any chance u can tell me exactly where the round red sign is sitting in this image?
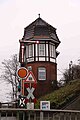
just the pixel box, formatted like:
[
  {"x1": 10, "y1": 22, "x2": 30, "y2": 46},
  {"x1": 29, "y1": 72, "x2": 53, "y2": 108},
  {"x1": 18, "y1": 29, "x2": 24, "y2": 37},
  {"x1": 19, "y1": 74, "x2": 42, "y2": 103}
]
[{"x1": 17, "y1": 67, "x2": 28, "y2": 79}]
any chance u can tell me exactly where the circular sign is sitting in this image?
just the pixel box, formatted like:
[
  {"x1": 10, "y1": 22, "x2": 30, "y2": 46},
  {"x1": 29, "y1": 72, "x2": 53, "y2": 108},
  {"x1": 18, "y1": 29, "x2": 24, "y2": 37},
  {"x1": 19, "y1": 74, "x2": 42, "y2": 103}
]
[{"x1": 17, "y1": 67, "x2": 28, "y2": 79}]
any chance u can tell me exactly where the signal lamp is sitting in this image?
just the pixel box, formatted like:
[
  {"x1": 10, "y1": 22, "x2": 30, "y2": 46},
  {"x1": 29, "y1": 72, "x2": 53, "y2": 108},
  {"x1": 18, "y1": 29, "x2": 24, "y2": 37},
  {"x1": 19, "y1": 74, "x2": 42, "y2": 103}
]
[{"x1": 36, "y1": 41, "x2": 39, "y2": 44}]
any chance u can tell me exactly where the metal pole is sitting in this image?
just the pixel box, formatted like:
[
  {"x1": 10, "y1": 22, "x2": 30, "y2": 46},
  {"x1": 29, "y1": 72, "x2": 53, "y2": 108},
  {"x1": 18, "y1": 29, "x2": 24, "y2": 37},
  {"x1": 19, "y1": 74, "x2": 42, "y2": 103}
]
[
  {"x1": 64, "y1": 113, "x2": 66, "y2": 120},
  {"x1": 52, "y1": 113, "x2": 55, "y2": 120},
  {"x1": 17, "y1": 111, "x2": 19, "y2": 120},
  {"x1": 48, "y1": 113, "x2": 49, "y2": 120},
  {"x1": 75, "y1": 113, "x2": 77, "y2": 120},
  {"x1": 23, "y1": 112, "x2": 25, "y2": 120},
  {"x1": 58, "y1": 112, "x2": 60, "y2": 120},
  {"x1": 6, "y1": 112, "x2": 7, "y2": 120},
  {"x1": 0, "y1": 112, "x2": 1, "y2": 120},
  {"x1": 28, "y1": 112, "x2": 30, "y2": 120},
  {"x1": 69, "y1": 113, "x2": 71, "y2": 120},
  {"x1": 40, "y1": 112, "x2": 43, "y2": 120},
  {"x1": 34, "y1": 113, "x2": 36, "y2": 120}
]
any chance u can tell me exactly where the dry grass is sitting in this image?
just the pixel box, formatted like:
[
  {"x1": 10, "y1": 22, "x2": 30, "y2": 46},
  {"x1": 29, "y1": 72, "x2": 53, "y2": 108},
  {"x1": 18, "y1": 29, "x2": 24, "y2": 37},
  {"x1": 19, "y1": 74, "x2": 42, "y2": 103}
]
[{"x1": 35, "y1": 79, "x2": 80, "y2": 109}]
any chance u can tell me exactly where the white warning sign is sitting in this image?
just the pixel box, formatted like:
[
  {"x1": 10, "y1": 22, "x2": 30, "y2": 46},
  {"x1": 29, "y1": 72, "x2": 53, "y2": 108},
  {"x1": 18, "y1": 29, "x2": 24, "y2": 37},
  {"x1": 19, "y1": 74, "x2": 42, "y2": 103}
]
[{"x1": 24, "y1": 71, "x2": 36, "y2": 83}]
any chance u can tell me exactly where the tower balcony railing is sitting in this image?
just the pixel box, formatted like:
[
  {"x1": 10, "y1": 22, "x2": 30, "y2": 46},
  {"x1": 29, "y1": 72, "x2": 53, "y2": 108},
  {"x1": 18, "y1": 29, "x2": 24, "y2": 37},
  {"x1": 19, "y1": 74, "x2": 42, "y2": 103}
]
[{"x1": 0, "y1": 108, "x2": 80, "y2": 120}]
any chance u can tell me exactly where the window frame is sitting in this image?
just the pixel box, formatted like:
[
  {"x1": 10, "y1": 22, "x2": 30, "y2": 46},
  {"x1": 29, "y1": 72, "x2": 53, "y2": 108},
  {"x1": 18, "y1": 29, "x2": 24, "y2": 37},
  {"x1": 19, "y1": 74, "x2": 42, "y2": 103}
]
[
  {"x1": 29, "y1": 44, "x2": 33, "y2": 57},
  {"x1": 39, "y1": 44, "x2": 45, "y2": 56},
  {"x1": 38, "y1": 67, "x2": 46, "y2": 80},
  {"x1": 50, "y1": 44, "x2": 56, "y2": 58}
]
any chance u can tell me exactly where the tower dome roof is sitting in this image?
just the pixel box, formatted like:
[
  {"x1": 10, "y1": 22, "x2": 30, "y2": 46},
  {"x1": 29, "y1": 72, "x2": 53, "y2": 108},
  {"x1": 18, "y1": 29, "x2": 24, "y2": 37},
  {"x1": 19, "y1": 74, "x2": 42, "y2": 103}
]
[{"x1": 22, "y1": 17, "x2": 60, "y2": 46}]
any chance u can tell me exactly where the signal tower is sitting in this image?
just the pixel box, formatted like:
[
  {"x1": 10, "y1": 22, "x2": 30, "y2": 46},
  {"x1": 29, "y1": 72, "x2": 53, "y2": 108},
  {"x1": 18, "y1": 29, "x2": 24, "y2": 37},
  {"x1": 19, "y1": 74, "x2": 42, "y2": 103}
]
[{"x1": 19, "y1": 16, "x2": 60, "y2": 98}]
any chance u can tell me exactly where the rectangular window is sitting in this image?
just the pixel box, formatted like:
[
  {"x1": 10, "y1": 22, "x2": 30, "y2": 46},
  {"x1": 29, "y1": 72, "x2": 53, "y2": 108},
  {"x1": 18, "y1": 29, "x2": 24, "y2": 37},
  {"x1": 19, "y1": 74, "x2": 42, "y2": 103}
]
[
  {"x1": 50, "y1": 44, "x2": 56, "y2": 58},
  {"x1": 38, "y1": 67, "x2": 46, "y2": 80},
  {"x1": 26, "y1": 46, "x2": 28, "y2": 58},
  {"x1": 39, "y1": 44, "x2": 45, "y2": 56},
  {"x1": 29, "y1": 44, "x2": 33, "y2": 57}
]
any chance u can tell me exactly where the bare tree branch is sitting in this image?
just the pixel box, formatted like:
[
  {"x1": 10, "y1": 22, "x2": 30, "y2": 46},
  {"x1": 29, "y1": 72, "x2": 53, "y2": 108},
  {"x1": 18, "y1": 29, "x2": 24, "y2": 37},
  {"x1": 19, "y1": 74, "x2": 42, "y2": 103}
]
[{"x1": 0, "y1": 54, "x2": 20, "y2": 100}]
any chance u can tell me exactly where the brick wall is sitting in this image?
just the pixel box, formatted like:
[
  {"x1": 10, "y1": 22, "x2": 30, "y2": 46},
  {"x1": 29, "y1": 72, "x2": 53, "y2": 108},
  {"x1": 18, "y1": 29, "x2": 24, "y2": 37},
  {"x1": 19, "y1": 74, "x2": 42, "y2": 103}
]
[{"x1": 25, "y1": 62, "x2": 57, "y2": 98}]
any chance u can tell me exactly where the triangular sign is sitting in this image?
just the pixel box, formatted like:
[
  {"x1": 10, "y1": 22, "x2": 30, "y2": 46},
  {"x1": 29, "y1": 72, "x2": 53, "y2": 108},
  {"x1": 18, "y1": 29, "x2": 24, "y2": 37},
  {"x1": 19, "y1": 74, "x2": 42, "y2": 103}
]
[{"x1": 24, "y1": 71, "x2": 36, "y2": 83}]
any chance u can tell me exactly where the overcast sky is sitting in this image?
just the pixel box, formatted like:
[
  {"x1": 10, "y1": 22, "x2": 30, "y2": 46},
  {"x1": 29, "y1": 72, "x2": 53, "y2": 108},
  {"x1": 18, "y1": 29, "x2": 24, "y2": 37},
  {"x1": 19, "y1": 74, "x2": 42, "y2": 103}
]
[{"x1": 0, "y1": 0, "x2": 80, "y2": 101}]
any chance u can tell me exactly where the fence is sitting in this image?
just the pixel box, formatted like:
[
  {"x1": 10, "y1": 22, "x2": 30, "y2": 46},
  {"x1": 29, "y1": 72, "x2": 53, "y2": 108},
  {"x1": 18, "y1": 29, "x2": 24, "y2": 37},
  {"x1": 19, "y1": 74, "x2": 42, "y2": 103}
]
[{"x1": 0, "y1": 108, "x2": 80, "y2": 120}]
